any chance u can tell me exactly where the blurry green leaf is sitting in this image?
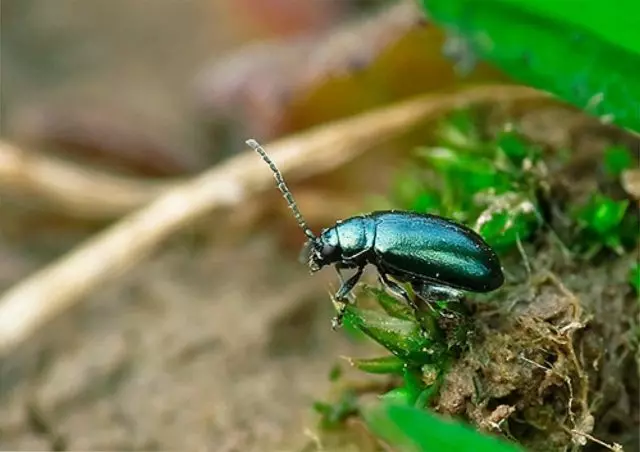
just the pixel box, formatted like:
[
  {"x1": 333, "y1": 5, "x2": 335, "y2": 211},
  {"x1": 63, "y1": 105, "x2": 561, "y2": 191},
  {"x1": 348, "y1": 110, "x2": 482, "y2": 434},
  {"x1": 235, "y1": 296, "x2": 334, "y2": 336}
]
[
  {"x1": 348, "y1": 355, "x2": 406, "y2": 375},
  {"x1": 343, "y1": 305, "x2": 442, "y2": 364},
  {"x1": 573, "y1": 194, "x2": 635, "y2": 256},
  {"x1": 410, "y1": 191, "x2": 442, "y2": 214},
  {"x1": 630, "y1": 263, "x2": 640, "y2": 293},
  {"x1": 576, "y1": 195, "x2": 629, "y2": 235},
  {"x1": 603, "y1": 234, "x2": 625, "y2": 255},
  {"x1": 476, "y1": 198, "x2": 539, "y2": 251},
  {"x1": 380, "y1": 387, "x2": 417, "y2": 407},
  {"x1": 366, "y1": 403, "x2": 524, "y2": 452},
  {"x1": 363, "y1": 285, "x2": 413, "y2": 320},
  {"x1": 417, "y1": 147, "x2": 511, "y2": 197},
  {"x1": 420, "y1": 0, "x2": 640, "y2": 134},
  {"x1": 415, "y1": 384, "x2": 440, "y2": 409},
  {"x1": 313, "y1": 390, "x2": 359, "y2": 429},
  {"x1": 604, "y1": 145, "x2": 633, "y2": 177},
  {"x1": 392, "y1": 168, "x2": 428, "y2": 209},
  {"x1": 495, "y1": 128, "x2": 532, "y2": 166},
  {"x1": 435, "y1": 109, "x2": 481, "y2": 150},
  {"x1": 402, "y1": 367, "x2": 426, "y2": 401},
  {"x1": 329, "y1": 364, "x2": 343, "y2": 382}
]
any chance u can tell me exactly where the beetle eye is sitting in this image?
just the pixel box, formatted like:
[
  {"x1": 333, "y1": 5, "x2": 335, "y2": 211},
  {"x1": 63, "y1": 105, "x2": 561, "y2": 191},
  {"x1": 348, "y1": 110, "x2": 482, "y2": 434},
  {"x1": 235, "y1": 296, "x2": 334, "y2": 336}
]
[{"x1": 321, "y1": 244, "x2": 336, "y2": 257}]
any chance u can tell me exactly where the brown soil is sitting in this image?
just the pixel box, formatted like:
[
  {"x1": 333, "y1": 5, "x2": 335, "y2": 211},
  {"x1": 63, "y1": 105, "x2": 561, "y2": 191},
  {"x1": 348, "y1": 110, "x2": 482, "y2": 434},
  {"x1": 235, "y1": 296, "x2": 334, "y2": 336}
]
[{"x1": 0, "y1": 236, "x2": 377, "y2": 451}]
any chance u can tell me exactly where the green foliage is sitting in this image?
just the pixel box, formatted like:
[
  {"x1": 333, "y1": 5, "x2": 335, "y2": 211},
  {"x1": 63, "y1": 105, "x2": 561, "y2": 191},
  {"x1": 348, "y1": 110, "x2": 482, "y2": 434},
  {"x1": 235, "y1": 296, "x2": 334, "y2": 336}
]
[
  {"x1": 630, "y1": 262, "x2": 640, "y2": 294},
  {"x1": 335, "y1": 112, "x2": 544, "y2": 450},
  {"x1": 361, "y1": 285, "x2": 413, "y2": 321},
  {"x1": 390, "y1": 111, "x2": 544, "y2": 251},
  {"x1": 365, "y1": 402, "x2": 523, "y2": 452},
  {"x1": 347, "y1": 355, "x2": 406, "y2": 375},
  {"x1": 313, "y1": 390, "x2": 359, "y2": 430},
  {"x1": 604, "y1": 145, "x2": 634, "y2": 177},
  {"x1": 342, "y1": 304, "x2": 444, "y2": 365},
  {"x1": 420, "y1": 0, "x2": 640, "y2": 134},
  {"x1": 572, "y1": 193, "x2": 635, "y2": 257},
  {"x1": 326, "y1": 110, "x2": 637, "y2": 452}
]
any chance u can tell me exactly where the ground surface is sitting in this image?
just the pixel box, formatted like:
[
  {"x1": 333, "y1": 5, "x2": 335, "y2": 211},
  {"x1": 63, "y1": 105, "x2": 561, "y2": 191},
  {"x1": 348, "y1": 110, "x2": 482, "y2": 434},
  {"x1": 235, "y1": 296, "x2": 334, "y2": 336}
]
[{"x1": 0, "y1": 236, "x2": 375, "y2": 451}]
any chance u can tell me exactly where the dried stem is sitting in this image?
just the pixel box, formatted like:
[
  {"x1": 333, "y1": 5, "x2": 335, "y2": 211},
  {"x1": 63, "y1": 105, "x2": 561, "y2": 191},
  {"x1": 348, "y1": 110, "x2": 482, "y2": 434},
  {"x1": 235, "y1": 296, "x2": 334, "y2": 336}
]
[
  {"x1": 0, "y1": 140, "x2": 177, "y2": 218},
  {"x1": 0, "y1": 85, "x2": 546, "y2": 354}
]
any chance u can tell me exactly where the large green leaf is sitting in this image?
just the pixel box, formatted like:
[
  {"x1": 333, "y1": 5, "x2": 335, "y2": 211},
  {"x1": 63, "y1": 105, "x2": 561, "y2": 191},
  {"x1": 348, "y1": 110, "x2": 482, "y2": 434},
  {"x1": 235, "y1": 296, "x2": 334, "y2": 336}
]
[{"x1": 420, "y1": 0, "x2": 640, "y2": 133}]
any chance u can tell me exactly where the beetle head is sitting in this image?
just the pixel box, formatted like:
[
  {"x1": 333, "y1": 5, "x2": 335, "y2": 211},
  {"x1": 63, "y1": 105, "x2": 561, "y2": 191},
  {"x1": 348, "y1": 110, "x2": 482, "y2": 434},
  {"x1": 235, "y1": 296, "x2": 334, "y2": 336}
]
[{"x1": 300, "y1": 228, "x2": 341, "y2": 273}]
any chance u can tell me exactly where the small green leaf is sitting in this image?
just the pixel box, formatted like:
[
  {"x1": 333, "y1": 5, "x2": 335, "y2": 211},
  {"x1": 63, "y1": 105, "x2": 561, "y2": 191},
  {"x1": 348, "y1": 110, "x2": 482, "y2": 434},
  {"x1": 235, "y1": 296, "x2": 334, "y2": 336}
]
[
  {"x1": 630, "y1": 263, "x2": 640, "y2": 294},
  {"x1": 366, "y1": 403, "x2": 524, "y2": 452},
  {"x1": 363, "y1": 285, "x2": 413, "y2": 320},
  {"x1": 380, "y1": 387, "x2": 417, "y2": 407},
  {"x1": 577, "y1": 195, "x2": 629, "y2": 234},
  {"x1": 604, "y1": 145, "x2": 633, "y2": 177},
  {"x1": 348, "y1": 355, "x2": 406, "y2": 375},
  {"x1": 343, "y1": 306, "x2": 442, "y2": 365},
  {"x1": 435, "y1": 109, "x2": 481, "y2": 150},
  {"x1": 476, "y1": 199, "x2": 539, "y2": 251},
  {"x1": 495, "y1": 128, "x2": 530, "y2": 166},
  {"x1": 402, "y1": 367, "x2": 426, "y2": 401},
  {"x1": 328, "y1": 364, "x2": 343, "y2": 382},
  {"x1": 495, "y1": 125, "x2": 540, "y2": 169},
  {"x1": 410, "y1": 191, "x2": 442, "y2": 214},
  {"x1": 391, "y1": 167, "x2": 430, "y2": 210},
  {"x1": 313, "y1": 390, "x2": 359, "y2": 430}
]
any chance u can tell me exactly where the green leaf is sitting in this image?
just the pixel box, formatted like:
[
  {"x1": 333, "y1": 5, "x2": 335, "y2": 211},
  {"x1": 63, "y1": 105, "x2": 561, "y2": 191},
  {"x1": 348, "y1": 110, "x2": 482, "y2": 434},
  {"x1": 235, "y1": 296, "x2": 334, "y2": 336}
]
[
  {"x1": 576, "y1": 195, "x2": 629, "y2": 235},
  {"x1": 410, "y1": 191, "x2": 442, "y2": 214},
  {"x1": 476, "y1": 196, "x2": 539, "y2": 251},
  {"x1": 362, "y1": 285, "x2": 413, "y2": 320},
  {"x1": 495, "y1": 127, "x2": 534, "y2": 166},
  {"x1": 435, "y1": 109, "x2": 482, "y2": 150},
  {"x1": 402, "y1": 367, "x2": 426, "y2": 401},
  {"x1": 420, "y1": 0, "x2": 640, "y2": 134},
  {"x1": 604, "y1": 145, "x2": 634, "y2": 177},
  {"x1": 366, "y1": 403, "x2": 524, "y2": 452},
  {"x1": 313, "y1": 390, "x2": 359, "y2": 429},
  {"x1": 348, "y1": 355, "x2": 406, "y2": 375},
  {"x1": 380, "y1": 387, "x2": 418, "y2": 407},
  {"x1": 328, "y1": 364, "x2": 343, "y2": 382},
  {"x1": 343, "y1": 305, "x2": 442, "y2": 365},
  {"x1": 630, "y1": 263, "x2": 640, "y2": 294}
]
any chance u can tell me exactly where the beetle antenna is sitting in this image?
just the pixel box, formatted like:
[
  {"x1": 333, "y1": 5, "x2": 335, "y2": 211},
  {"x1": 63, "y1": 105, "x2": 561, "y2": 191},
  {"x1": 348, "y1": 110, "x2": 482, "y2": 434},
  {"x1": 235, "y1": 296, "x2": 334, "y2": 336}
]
[{"x1": 246, "y1": 139, "x2": 316, "y2": 239}]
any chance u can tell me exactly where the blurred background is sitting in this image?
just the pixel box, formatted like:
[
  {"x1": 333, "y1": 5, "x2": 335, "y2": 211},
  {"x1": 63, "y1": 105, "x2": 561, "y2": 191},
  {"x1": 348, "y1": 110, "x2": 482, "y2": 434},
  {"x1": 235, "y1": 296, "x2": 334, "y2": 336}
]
[
  {"x1": 0, "y1": 1, "x2": 428, "y2": 450},
  {"x1": 0, "y1": 1, "x2": 637, "y2": 451}
]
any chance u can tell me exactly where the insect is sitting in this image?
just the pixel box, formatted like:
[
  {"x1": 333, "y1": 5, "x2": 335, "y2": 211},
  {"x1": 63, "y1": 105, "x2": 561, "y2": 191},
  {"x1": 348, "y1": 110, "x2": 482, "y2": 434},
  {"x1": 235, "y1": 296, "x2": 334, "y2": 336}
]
[{"x1": 247, "y1": 139, "x2": 504, "y2": 328}]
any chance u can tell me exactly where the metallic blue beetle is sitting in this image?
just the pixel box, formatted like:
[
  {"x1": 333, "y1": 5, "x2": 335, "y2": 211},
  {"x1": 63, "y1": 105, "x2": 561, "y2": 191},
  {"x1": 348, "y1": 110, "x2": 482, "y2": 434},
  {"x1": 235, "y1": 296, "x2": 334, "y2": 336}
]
[{"x1": 247, "y1": 139, "x2": 504, "y2": 327}]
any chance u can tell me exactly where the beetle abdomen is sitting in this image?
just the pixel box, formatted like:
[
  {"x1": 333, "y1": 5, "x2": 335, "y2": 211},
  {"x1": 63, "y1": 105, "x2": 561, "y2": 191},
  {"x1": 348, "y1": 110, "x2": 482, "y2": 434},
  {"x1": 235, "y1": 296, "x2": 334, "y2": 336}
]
[{"x1": 371, "y1": 211, "x2": 503, "y2": 292}]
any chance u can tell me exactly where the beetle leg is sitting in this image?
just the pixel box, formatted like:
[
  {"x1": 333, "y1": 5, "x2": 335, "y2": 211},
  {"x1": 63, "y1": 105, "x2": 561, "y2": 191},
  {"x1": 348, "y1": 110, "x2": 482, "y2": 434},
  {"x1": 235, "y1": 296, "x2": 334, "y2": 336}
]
[
  {"x1": 333, "y1": 265, "x2": 356, "y2": 303},
  {"x1": 378, "y1": 273, "x2": 422, "y2": 316},
  {"x1": 413, "y1": 283, "x2": 462, "y2": 312},
  {"x1": 332, "y1": 266, "x2": 365, "y2": 329},
  {"x1": 334, "y1": 266, "x2": 364, "y2": 301}
]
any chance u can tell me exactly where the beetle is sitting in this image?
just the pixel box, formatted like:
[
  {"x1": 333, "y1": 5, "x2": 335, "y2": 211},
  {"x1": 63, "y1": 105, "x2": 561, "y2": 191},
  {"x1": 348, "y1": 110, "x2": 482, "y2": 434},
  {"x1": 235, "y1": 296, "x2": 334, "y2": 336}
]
[{"x1": 247, "y1": 139, "x2": 504, "y2": 328}]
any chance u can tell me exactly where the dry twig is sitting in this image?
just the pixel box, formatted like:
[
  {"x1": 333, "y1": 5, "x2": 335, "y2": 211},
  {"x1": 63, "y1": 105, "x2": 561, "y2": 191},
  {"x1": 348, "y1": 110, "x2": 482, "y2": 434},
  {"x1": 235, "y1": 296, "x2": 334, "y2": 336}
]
[
  {"x1": 0, "y1": 85, "x2": 547, "y2": 354},
  {"x1": 0, "y1": 140, "x2": 177, "y2": 218}
]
